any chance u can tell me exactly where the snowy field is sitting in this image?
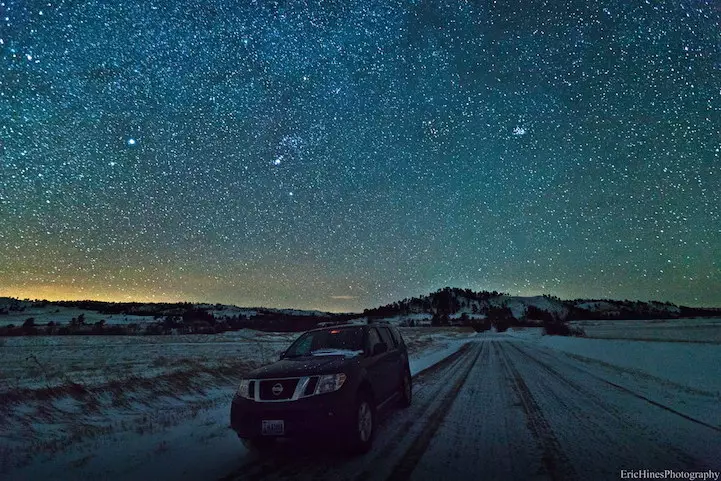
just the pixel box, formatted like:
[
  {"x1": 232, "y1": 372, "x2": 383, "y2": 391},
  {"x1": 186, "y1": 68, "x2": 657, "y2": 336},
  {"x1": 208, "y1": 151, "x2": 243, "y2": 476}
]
[
  {"x1": 0, "y1": 329, "x2": 297, "y2": 391},
  {"x1": 0, "y1": 302, "x2": 334, "y2": 328},
  {"x1": 0, "y1": 327, "x2": 473, "y2": 478},
  {"x1": 541, "y1": 332, "x2": 721, "y2": 394},
  {"x1": 0, "y1": 304, "x2": 155, "y2": 327},
  {"x1": 508, "y1": 326, "x2": 721, "y2": 395},
  {"x1": 0, "y1": 327, "x2": 473, "y2": 391},
  {"x1": 569, "y1": 317, "x2": 721, "y2": 343}
]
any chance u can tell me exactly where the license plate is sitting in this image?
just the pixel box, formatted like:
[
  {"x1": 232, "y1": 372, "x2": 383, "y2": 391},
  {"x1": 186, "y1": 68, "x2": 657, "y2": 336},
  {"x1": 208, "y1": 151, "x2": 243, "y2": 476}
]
[{"x1": 261, "y1": 420, "x2": 284, "y2": 436}]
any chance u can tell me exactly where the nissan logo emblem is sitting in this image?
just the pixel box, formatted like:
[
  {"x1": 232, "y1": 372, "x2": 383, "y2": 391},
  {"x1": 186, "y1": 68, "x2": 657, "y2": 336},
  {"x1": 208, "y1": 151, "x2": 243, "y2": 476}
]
[{"x1": 272, "y1": 383, "x2": 283, "y2": 396}]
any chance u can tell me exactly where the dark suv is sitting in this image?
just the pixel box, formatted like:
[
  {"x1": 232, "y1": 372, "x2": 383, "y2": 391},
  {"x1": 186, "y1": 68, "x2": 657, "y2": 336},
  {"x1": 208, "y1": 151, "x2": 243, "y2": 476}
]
[{"x1": 230, "y1": 323, "x2": 412, "y2": 453}]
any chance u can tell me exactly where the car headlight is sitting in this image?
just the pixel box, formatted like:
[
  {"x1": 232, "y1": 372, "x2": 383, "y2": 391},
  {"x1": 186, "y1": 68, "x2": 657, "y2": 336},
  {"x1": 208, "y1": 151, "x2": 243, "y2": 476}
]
[
  {"x1": 316, "y1": 373, "x2": 347, "y2": 394},
  {"x1": 237, "y1": 379, "x2": 253, "y2": 399}
]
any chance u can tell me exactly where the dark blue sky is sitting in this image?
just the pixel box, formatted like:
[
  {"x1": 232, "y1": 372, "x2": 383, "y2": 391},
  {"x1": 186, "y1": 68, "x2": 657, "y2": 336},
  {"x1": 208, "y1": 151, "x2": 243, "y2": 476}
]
[{"x1": 1, "y1": 0, "x2": 719, "y2": 311}]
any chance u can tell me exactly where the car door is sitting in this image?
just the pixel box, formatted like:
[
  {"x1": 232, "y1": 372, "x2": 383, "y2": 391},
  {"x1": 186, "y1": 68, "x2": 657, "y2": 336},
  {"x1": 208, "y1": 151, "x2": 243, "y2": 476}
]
[
  {"x1": 390, "y1": 326, "x2": 410, "y2": 371},
  {"x1": 364, "y1": 327, "x2": 393, "y2": 402},
  {"x1": 377, "y1": 326, "x2": 402, "y2": 394}
]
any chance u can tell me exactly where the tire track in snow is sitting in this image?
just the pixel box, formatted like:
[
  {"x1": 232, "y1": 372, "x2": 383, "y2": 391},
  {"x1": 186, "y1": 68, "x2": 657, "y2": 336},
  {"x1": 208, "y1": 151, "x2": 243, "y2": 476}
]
[
  {"x1": 496, "y1": 341, "x2": 577, "y2": 481},
  {"x1": 504, "y1": 340, "x2": 713, "y2": 471},
  {"x1": 512, "y1": 343, "x2": 721, "y2": 433},
  {"x1": 403, "y1": 340, "x2": 546, "y2": 481},
  {"x1": 381, "y1": 342, "x2": 486, "y2": 481},
  {"x1": 354, "y1": 343, "x2": 476, "y2": 474}
]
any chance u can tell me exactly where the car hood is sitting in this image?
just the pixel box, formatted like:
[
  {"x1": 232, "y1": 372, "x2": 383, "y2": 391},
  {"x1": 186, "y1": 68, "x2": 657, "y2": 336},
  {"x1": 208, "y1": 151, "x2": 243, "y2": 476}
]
[{"x1": 248, "y1": 354, "x2": 359, "y2": 379}]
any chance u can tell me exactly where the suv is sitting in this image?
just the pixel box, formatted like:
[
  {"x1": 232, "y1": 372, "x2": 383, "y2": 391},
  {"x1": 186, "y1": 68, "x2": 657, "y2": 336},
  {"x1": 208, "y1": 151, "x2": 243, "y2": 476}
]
[{"x1": 230, "y1": 323, "x2": 412, "y2": 453}]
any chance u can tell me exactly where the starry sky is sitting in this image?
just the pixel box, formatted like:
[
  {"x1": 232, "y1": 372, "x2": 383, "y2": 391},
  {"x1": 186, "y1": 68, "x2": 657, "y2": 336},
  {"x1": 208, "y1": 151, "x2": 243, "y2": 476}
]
[{"x1": 1, "y1": 0, "x2": 720, "y2": 311}]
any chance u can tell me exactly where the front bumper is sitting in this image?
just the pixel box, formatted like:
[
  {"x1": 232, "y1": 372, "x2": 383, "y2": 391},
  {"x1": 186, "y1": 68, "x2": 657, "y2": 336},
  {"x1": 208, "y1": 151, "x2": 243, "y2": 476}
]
[{"x1": 230, "y1": 391, "x2": 355, "y2": 439}]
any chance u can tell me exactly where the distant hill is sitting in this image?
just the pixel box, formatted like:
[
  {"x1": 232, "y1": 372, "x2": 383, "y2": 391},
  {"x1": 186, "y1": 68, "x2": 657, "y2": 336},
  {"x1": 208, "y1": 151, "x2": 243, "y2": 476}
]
[
  {"x1": 1, "y1": 289, "x2": 719, "y2": 336},
  {"x1": 0, "y1": 298, "x2": 341, "y2": 334},
  {"x1": 358, "y1": 287, "x2": 719, "y2": 326}
]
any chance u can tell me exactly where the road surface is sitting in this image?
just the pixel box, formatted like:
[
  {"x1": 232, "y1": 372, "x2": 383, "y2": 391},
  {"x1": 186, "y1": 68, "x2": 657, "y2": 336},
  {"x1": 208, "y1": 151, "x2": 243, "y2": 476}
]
[{"x1": 219, "y1": 337, "x2": 721, "y2": 481}]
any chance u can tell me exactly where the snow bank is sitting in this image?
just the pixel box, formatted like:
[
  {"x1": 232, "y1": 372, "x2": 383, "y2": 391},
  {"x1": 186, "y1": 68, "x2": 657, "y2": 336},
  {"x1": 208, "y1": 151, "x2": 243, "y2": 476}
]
[
  {"x1": 506, "y1": 326, "x2": 721, "y2": 394},
  {"x1": 310, "y1": 349, "x2": 364, "y2": 357},
  {"x1": 569, "y1": 317, "x2": 721, "y2": 343},
  {"x1": 409, "y1": 339, "x2": 471, "y2": 376},
  {"x1": 536, "y1": 335, "x2": 721, "y2": 394}
]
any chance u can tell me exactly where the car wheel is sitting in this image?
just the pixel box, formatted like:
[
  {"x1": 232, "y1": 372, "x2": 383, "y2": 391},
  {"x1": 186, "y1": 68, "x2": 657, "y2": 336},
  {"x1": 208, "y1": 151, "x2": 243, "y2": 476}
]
[
  {"x1": 349, "y1": 392, "x2": 375, "y2": 454},
  {"x1": 399, "y1": 369, "x2": 412, "y2": 408},
  {"x1": 241, "y1": 437, "x2": 276, "y2": 453}
]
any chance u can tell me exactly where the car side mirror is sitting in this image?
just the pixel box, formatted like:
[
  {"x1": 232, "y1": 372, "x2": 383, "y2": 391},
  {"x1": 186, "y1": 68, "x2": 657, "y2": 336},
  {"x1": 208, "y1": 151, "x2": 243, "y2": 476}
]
[{"x1": 372, "y1": 342, "x2": 388, "y2": 356}]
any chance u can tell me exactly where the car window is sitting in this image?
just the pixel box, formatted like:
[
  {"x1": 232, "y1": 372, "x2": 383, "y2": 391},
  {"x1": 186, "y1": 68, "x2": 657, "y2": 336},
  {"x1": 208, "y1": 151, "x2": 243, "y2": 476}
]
[
  {"x1": 389, "y1": 327, "x2": 403, "y2": 347},
  {"x1": 367, "y1": 327, "x2": 382, "y2": 354},
  {"x1": 284, "y1": 328, "x2": 364, "y2": 357},
  {"x1": 378, "y1": 327, "x2": 396, "y2": 349},
  {"x1": 290, "y1": 335, "x2": 312, "y2": 356}
]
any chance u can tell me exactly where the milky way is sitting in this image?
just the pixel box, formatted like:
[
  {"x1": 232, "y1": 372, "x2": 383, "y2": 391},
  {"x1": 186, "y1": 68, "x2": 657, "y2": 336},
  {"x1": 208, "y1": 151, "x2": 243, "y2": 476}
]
[{"x1": 1, "y1": 0, "x2": 720, "y2": 311}]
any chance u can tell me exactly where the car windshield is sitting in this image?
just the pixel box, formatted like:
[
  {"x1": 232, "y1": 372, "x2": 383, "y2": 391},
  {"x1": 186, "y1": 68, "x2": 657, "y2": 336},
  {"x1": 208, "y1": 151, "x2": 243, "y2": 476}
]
[{"x1": 284, "y1": 328, "x2": 364, "y2": 357}]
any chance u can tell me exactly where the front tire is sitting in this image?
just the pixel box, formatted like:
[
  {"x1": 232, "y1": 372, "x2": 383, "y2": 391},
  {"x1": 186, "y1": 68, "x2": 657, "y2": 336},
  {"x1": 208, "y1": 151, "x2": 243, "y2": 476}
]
[
  {"x1": 349, "y1": 392, "x2": 375, "y2": 454},
  {"x1": 399, "y1": 370, "x2": 412, "y2": 408}
]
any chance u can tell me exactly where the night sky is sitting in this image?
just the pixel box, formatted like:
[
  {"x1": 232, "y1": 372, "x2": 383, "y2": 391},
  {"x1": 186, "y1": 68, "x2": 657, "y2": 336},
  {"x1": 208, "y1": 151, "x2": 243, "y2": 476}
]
[{"x1": 1, "y1": 0, "x2": 720, "y2": 311}]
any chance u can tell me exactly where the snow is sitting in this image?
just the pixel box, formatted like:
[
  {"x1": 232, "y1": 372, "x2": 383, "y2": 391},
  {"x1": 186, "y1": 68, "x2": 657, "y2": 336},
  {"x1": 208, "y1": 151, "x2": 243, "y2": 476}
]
[
  {"x1": 5, "y1": 320, "x2": 721, "y2": 480},
  {"x1": 569, "y1": 317, "x2": 721, "y2": 343},
  {"x1": 536, "y1": 335, "x2": 721, "y2": 394},
  {"x1": 408, "y1": 338, "x2": 473, "y2": 375},
  {"x1": 310, "y1": 349, "x2": 364, "y2": 357},
  {"x1": 272, "y1": 308, "x2": 333, "y2": 317},
  {"x1": 0, "y1": 331, "x2": 298, "y2": 391},
  {"x1": 498, "y1": 295, "x2": 569, "y2": 320},
  {"x1": 507, "y1": 324, "x2": 721, "y2": 394},
  {"x1": 571, "y1": 301, "x2": 681, "y2": 318},
  {"x1": 0, "y1": 306, "x2": 153, "y2": 326},
  {"x1": 3, "y1": 325, "x2": 721, "y2": 480},
  {"x1": 200, "y1": 305, "x2": 333, "y2": 318},
  {"x1": 365, "y1": 314, "x2": 433, "y2": 326},
  {"x1": 409, "y1": 335, "x2": 721, "y2": 481},
  {"x1": 0, "y1": 301, "x2": 336, "y2": 328}
]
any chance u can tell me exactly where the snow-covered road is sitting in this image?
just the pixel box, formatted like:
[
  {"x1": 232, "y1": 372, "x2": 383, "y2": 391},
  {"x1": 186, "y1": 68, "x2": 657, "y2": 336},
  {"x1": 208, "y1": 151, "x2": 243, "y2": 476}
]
[{"x1": 220, "y1": 336, "x2": 721, "y2": 481}]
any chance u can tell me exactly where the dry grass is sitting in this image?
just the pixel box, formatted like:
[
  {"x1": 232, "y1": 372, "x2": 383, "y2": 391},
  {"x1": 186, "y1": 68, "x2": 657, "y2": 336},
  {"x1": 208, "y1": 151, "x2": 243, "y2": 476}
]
[
  {"x1": 0, "y1": 358, "x2": 258, "y2": 472},
  {"x1": 0, "y1": 359, "x2": 256, "y2": 409}
]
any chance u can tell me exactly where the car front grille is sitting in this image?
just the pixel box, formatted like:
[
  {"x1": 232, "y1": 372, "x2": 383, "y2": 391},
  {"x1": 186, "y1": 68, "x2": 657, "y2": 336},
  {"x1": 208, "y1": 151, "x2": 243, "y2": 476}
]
[{"x1": 258, "y1": 379, "x2": 299, "y2": 401}]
